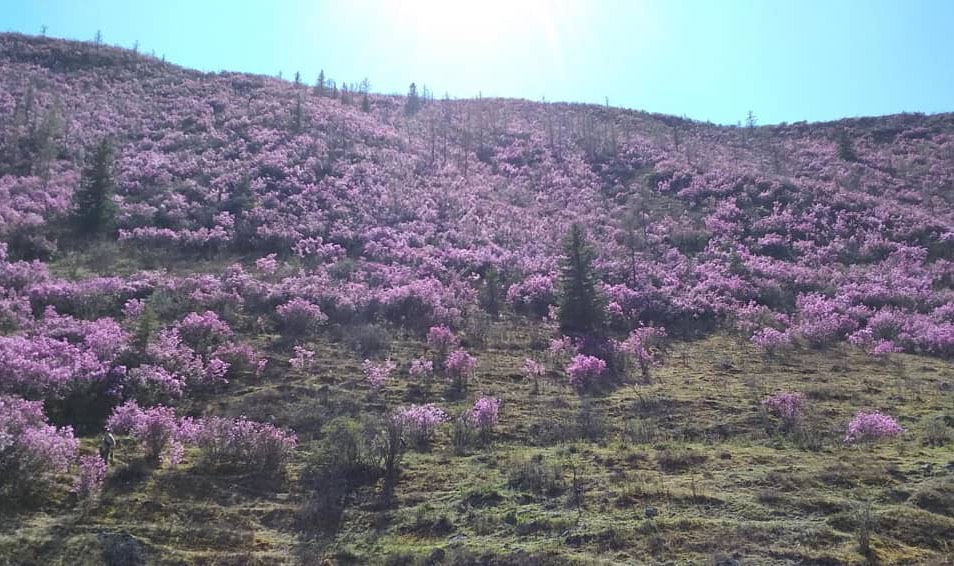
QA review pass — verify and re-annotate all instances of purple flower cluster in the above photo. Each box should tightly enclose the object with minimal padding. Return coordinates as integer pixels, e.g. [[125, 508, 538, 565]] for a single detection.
[[71, 454, 108, 501], [395, 403, 448, 445], [444, 349, 477, 387], [844, 411, 904, 444], [426, 325, 459, 356], [193, 416, 297, 473], [362, 358, 397, 389], [566, 354, 608, 389], [106, 401, 296, 471], [275, 298, 327, 336], [1, 395, 78, 495], [471, 396, 500, 430], [762, 391, 806, 425]]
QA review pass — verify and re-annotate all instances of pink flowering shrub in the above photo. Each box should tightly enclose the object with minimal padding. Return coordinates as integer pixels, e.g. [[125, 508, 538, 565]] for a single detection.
[[255, 253, 278, 275], [289, 346, 316, 371], [176, 311, 233, 351], [71, 454, 107, 501], [751, 327, 795, 357], [395, 403, 448, 448], [618, 325, 667, 378], [444, 349, 477, 389], [566, 354, 608, 390], [363, 358, 397, 389], [844, 411, 904, 444], [762, 391, 806, 429], [0, 395, 78, 496], [194, 416, 297, 474], [523, 358, 546, 391], [506, 273, 557, 317], [106, 401, 297, 473], [106, 401, 187, 466], [547, 336, 578, 368], [426, 325, 459, 359], [275, 298, 328, 336], [125, 364, 186, 403], [409, 358, 435, 379], [471, 396, 500, 431], [213, 343, 268, 380]]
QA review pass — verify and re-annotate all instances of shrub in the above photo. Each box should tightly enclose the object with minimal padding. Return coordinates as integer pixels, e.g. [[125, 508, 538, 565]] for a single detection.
[[444, 349, 477, 389], [289, 345, 316, 371], [363, 358, 397, 389], [566, 354, 607, 390], [426, 325, 458, 359], [617, 325, 666, 379], [275, 298, 327, 337], [506, 454, 565, 495], [344, 323, 391, 358], [762, 391, 806, 430], [106, 401, 185, 466], [844, 411, 904, 444], [0, 395, 79, 497], [72, 453, 107, 502], [194, 416, 297, 474], [395, 404, 448, 449]]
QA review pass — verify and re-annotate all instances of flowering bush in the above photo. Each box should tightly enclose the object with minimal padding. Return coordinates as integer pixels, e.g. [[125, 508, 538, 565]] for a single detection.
[[194, 416, 297, 474], [106, 401, 297, 473], [844, 411, 904, 444], [289, 345, 316, 371], [395, 403, 448, 447], [444, 349, 477, 388], [471, 396, 500, 431], [177, 311, 233, 351], [566, 354, 608, 389], [762, 391, 806, 429], [362, 358, 397, 389], [426, 325, 459, 358], [106, 401, 187, 466], [523, 358, 546, 391], [72, 454, 108, 501], [751, 327, 794, 357], [618, 325, 666, 378], [409, 357, 434, 382], [275, 298, 327, 337], [0, 395, 78, 496]]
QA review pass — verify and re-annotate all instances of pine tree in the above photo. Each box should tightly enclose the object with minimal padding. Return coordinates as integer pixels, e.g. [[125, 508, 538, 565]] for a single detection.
[[558, 224, 605, 337], [405, 82, 421, 116], [314, 70, 326, 96], [71, 139, 117, 238], [293, 93, 303, 132], [837, 128, 858, 162]]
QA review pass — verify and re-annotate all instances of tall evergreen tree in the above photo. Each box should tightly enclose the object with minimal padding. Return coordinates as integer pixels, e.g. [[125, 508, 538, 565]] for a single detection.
[[71, 139, 117, 238], [558, 223, 605, 337], [405, 82, 421, 116], [314, 70, 326, 96]]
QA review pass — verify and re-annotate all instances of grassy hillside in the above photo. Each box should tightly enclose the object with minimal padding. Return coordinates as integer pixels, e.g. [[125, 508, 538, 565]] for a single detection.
[[1, 33, 953, 565]]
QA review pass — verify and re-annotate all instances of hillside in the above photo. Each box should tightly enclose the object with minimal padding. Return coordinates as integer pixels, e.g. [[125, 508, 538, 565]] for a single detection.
[[1, 33, 953, 565]]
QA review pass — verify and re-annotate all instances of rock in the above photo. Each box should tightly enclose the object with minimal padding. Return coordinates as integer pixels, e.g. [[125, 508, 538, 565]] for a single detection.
[[645, 506, 659, 519]]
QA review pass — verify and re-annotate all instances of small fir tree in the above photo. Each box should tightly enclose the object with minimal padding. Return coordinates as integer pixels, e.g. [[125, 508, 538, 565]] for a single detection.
[[405, 82, 421, 116], [71, 139, 117, 238], [558, 223, 605, 337]]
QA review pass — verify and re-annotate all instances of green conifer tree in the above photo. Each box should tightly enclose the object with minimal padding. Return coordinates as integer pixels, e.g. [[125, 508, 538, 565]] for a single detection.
[[558, 223, 605, 336], [70, 139, 117, 238]]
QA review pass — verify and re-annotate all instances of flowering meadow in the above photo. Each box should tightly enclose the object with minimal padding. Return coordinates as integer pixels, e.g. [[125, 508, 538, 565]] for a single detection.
[[1, 34, 953, 564]]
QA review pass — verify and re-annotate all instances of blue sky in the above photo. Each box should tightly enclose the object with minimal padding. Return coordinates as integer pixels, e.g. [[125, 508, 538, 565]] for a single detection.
[[3, 0, 953, 125]]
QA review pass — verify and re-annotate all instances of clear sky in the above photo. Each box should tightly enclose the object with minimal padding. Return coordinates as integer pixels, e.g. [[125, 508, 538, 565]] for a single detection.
[[3, 0, 953, 125]]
